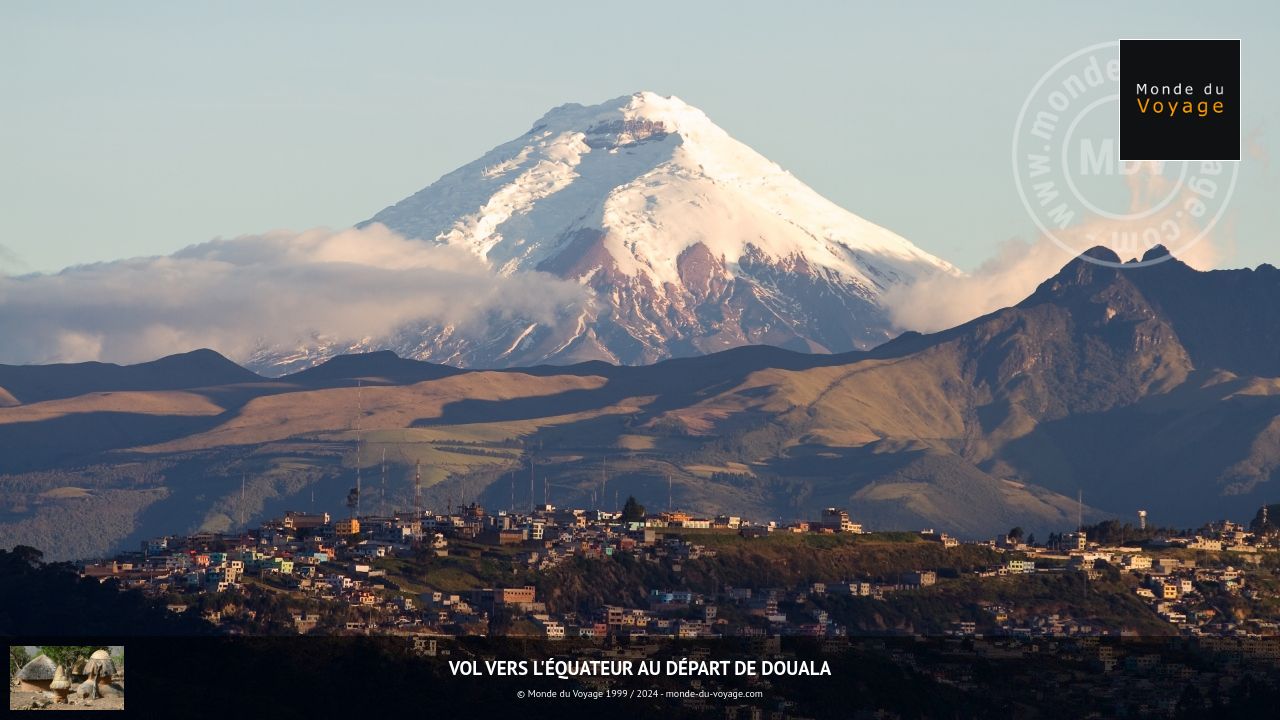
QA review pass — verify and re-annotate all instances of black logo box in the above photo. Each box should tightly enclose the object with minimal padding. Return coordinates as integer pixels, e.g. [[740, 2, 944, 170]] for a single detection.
[[1119, 39, 1240, 161]]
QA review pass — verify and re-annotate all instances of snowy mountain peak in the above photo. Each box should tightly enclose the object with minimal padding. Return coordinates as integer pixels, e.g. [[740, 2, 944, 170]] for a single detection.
[[367, 91, 954, 288], [258, 93, 962, 372], [532, 92, 719, 145]]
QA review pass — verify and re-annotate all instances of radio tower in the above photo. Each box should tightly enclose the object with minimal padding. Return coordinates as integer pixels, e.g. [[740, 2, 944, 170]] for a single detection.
[[413, 460, 422, 521], [240, 472, 246, 528], [1077, 490, 1083, 531], [380, 448, 387, 518], [529, 455, 535, 513]]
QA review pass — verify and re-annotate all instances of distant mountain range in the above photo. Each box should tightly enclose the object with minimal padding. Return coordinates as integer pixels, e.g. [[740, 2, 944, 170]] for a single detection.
[[249, 91, 956, 374], [2, 246, 1278, 560], [0, 349, 259, 405]]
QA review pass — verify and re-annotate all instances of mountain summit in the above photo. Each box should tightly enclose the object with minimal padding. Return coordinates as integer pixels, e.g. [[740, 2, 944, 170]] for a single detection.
[[256, 92, 956, 371]]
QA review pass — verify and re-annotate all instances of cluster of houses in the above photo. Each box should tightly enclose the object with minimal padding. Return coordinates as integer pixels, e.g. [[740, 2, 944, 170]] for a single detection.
[[967, 520, 1280, 638], [74, 503, 905, 637], [75, 499, 1280, 641], [1125, 554, 1272, 635]]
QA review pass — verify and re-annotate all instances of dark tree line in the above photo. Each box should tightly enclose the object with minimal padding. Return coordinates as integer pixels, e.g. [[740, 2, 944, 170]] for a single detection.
[[0, 545, 215, 636]]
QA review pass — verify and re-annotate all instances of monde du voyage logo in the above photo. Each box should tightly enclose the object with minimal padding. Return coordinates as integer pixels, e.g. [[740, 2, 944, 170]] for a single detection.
[[1013, 40, 1241, 268]]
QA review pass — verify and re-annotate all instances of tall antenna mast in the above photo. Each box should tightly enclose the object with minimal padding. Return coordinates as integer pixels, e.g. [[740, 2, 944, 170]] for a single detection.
[[668, 473, 672, 512], [413, 459, 421, 521], [380, 448, 387, 518], [1077, 489, 1083, 531], [240, 472, 246, 528], [529, 454, 535, 513], [601, 456, 607, 511], [510, 471, 515, 513]]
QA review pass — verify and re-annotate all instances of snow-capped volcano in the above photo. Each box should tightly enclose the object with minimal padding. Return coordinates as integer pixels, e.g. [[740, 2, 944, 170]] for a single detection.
[[256, 92, 956, 372]]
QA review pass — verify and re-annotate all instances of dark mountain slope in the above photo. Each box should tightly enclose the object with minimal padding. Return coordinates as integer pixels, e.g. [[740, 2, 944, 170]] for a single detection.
[[0, 349, 261, 404]]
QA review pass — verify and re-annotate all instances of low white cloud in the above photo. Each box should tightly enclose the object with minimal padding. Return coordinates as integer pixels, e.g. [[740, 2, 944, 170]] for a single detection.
[[0, 224, 588, 366], [883, 237, 1071, 333], [885, 163, 1232, 334]]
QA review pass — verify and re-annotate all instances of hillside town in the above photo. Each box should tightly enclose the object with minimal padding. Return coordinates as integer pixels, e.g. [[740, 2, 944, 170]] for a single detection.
[[71, 498, 1280, 646]]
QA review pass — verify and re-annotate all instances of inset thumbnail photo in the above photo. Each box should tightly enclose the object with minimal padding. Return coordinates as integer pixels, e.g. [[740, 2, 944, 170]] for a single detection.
[[9, 646, 124, 711]]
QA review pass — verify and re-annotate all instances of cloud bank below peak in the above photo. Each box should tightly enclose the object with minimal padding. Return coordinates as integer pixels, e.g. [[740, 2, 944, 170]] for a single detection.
[[0, 224, 587, 367]]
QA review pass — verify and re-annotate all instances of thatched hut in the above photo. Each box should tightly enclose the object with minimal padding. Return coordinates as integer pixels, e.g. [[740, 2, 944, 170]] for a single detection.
[[50, 663, 71, 703], [15, 653, 57, 693], [77, 649, 121, 700]]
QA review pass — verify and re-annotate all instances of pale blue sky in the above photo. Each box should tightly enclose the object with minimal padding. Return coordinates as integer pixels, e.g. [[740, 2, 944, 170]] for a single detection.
[[2, 1, 1277, 273]]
